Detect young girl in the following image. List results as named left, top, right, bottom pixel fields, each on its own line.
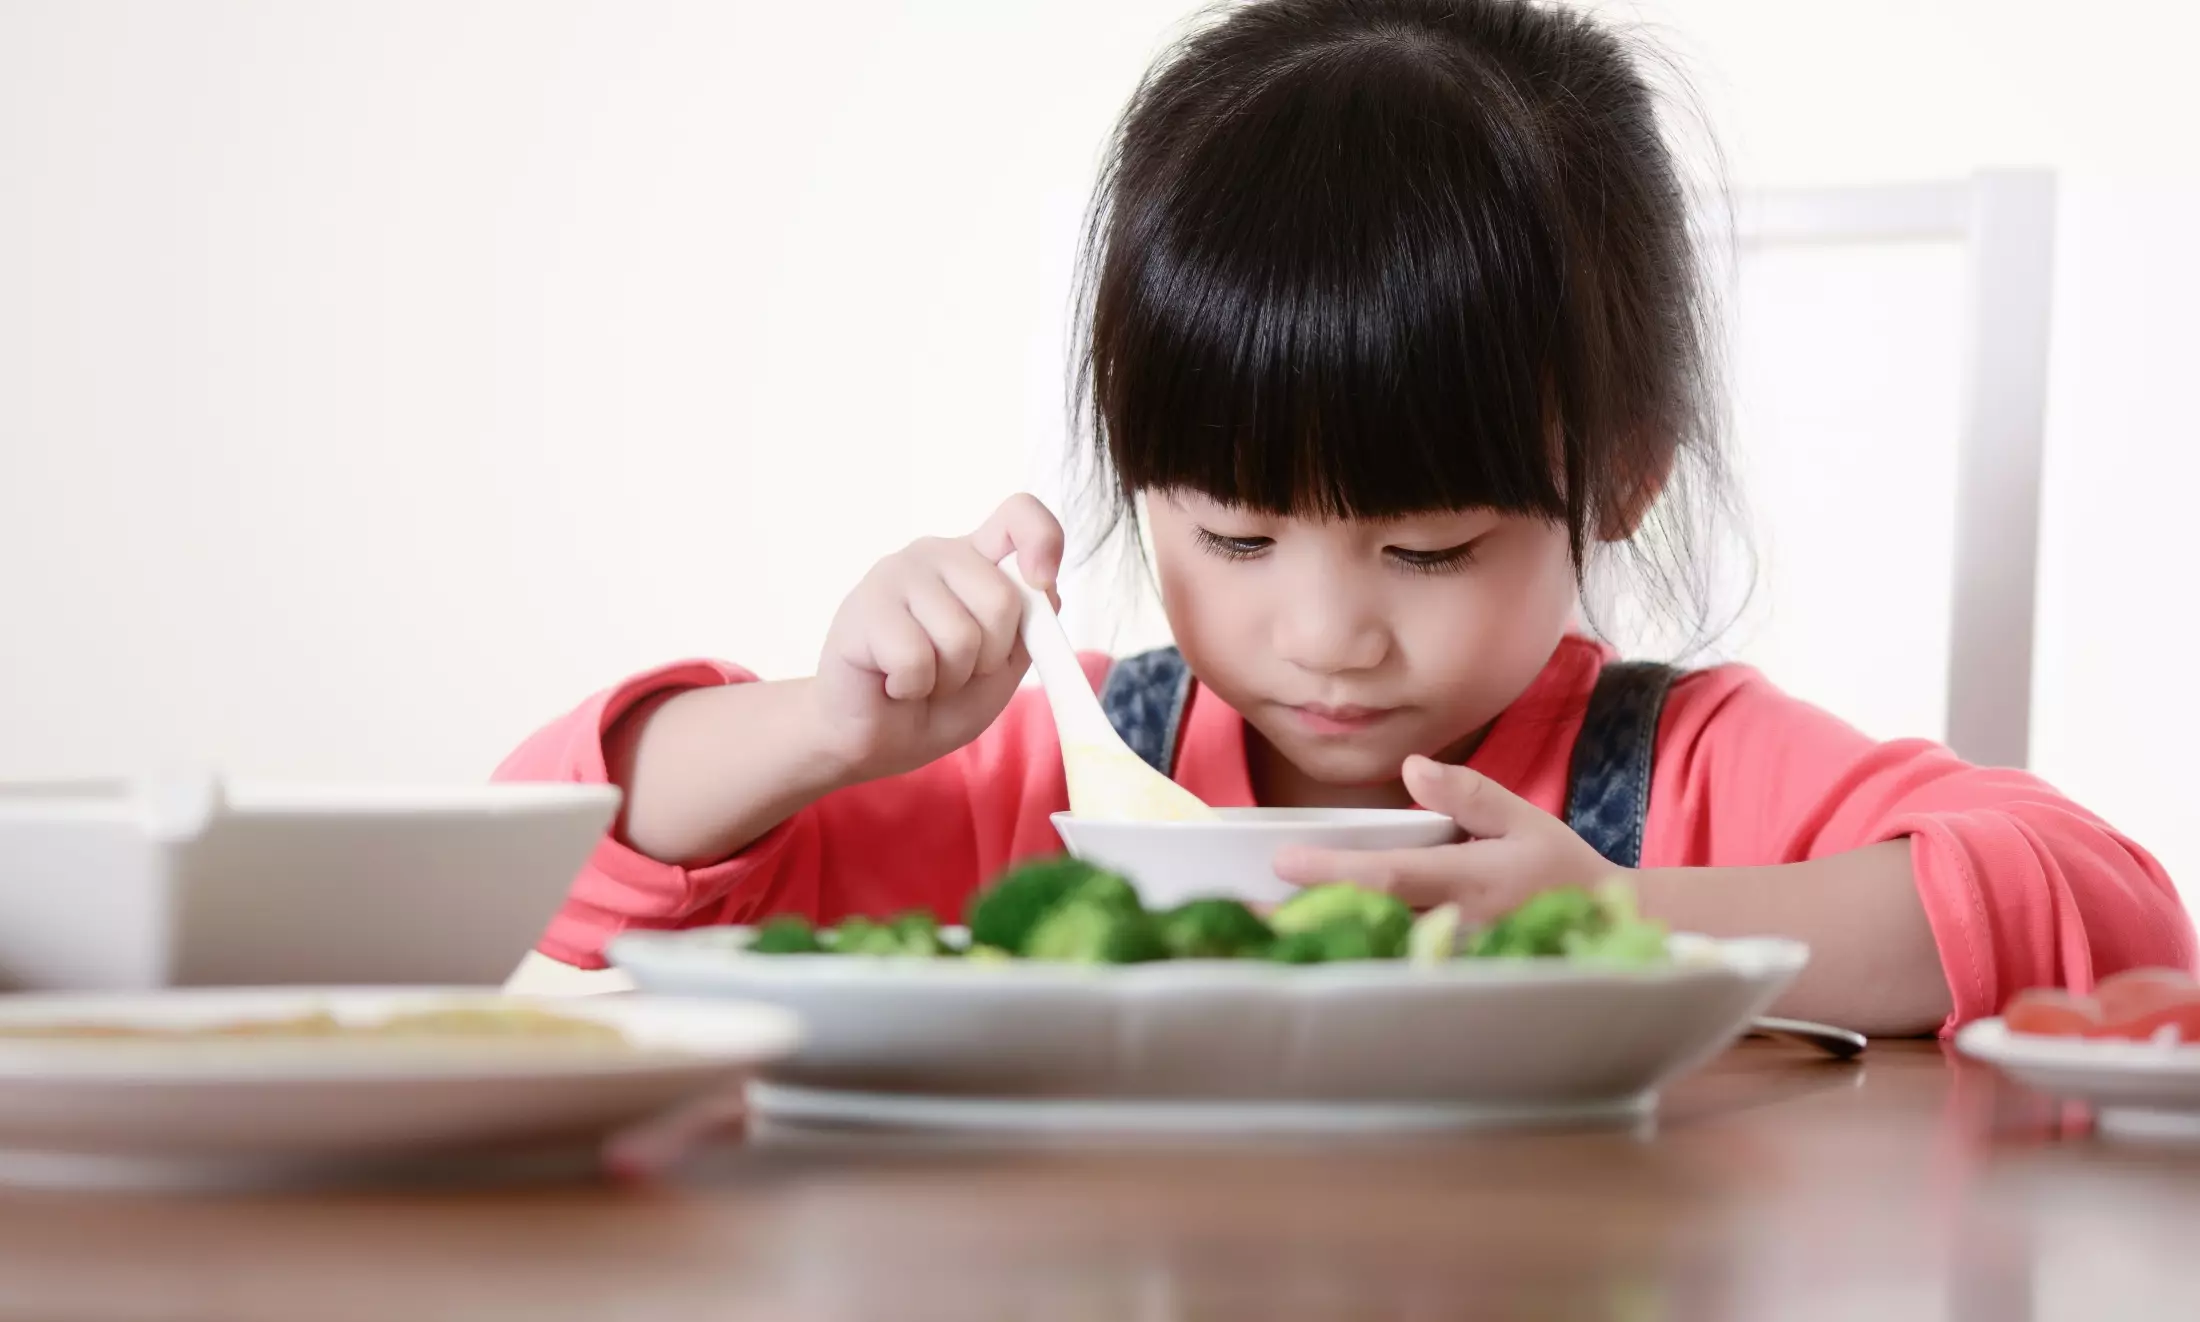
left=498, top=0, right=2192, bottom=1035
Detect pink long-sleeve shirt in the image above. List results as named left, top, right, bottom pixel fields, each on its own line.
left=495, top=635, right=2195, bottom=1029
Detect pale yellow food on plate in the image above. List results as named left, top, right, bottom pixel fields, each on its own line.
left=0, top=1004, right=631, bottom=1046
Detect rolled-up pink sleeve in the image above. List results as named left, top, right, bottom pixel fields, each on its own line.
left=491, top=660, right=802, bottom=966
left=1649, top=667, right=2196, bottom=1031
left=492, top=658, right=1098, bottom=968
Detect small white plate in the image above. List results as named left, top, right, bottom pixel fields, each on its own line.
left=1956, top=1017, right=2200, bottom=1140
left=611, top=929, right=1808, bottom=1133
left=0, top=987, right=800, bottom=1190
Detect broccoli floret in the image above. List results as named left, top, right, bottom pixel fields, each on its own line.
left=1461, top=882, right=1668, bottom=965
left=965, top=856, right=1126, bottom=954
left=1265, top=921, right=1382, bottom=964
left=827, top=917, right=911, bottom=956
left=1463, top=887, right=1601, bottom=958
left=1267, top=930, right=1331, bottom=964
left=1025, top=900, right=1165, bottom=965
left=1156, top=898, right=1274, bottom=959
left=963, top=944, right=1015, bottom=964
left=1559, top=882, right=1669, bottom=966
left=747, top=915, right=826, bottom=955
left=1406, top=903, right=1462, bottom=965
left=889, top=909, right=951, bottom=956
left=1271, top=882, right=1412, bottom=958
left=1064, top=871, right=1143, bottom=915
left=821, top=911, right=950, bottom=957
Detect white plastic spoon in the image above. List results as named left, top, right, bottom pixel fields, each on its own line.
left=1003, top=560, right=1216, bottom=823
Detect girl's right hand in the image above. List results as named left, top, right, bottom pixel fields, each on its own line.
left=809, top=493, right=1065, bottom=782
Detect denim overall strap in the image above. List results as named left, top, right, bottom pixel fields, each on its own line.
left=1564, top=660, right=1681, bottom=869
left=1098, top=646, right=1197, bottom=777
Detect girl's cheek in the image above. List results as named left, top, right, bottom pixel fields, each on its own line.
left=1154, top=548, right=1239, bottom=648
left=1416, top=542, right=1575, bottom=671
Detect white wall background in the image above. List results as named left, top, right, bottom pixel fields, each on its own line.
left=2, top=1, right=2195, bottom=885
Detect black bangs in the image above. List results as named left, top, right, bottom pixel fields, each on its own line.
left=1096, top=39, right=1568, bottom=523
left=1076, top=0, right=1720, bottom=574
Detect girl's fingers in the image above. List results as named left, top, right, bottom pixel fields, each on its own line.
left=867, top=606, right=939, bottom=702
left=937, top=548, right=1026, bottom=678
left=968, top=493, right=1066, bottom=591
left=902, top=577, right=986, bottom=696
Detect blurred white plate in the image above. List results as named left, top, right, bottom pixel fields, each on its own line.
left=0, top=987, right=798, bottom=1189
left=1957, top=1017, right=2200, bottom=1140
left=610, top=929, right=1808, bottom=1132
left=0, top=777, right=618, bottom=990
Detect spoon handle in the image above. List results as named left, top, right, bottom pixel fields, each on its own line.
left=1002, top=561, right=1122, bottom=750
left=1748, top=1016, right=1867, bottom=1060
left=1000, top=560, right=1217, bottom=823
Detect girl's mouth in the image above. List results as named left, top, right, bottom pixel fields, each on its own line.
left=1290, top=703, right=1397, bottom=735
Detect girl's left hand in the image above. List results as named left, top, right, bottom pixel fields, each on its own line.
left=1271, top=755, right=1624, bottom=916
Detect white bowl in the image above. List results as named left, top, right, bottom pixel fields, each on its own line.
left=0, top=776, right=619, bottom=990
left=609, top=928, right=1808, bottom=1132
left=1050, top=806, right=1459, bottom=906
left=0, top=987, right=798, bottom=1189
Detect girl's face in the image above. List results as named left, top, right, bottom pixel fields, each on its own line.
left=1147, top=490, right=1578, bottom=793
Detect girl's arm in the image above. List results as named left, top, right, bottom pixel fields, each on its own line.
left=1633, top=841, right=1950, bottom=1036
left=493, top=658, right=1067, bottom=973
left=1650, top=668, right=2196, bottom=1034
left=604, top=678, right=856, bottom=867
left=494, top=496, right=1068, bottom=973
left=1277, top=668, right=2195, bottom=1038
left=497, top=677, right=854, bottom=995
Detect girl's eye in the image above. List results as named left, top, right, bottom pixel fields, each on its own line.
left=1386, top=540, right=1480, bottom=574
left=1194, top=528, right=1273, bottom=560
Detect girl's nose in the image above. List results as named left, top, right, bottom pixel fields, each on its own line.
left=1271, top=591, right=1391, bottom=676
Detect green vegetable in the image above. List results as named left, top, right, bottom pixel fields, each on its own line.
left=813, top=912, right=950, bottom=958
left=746, top=915, right=826, bottom=955
left=1406, top=903, right=1462, bottom=966
left=889, top=909, right=951, bottom=956
left=1064, top=871, right=1143, bottom=915
left=1265, top=921, right=1381, bottom=963
left=1266, top=930, right=1332, bottom=964
left=1025, top=899, right=1166, bottom=965
left=1155, top=898, right=1274, bottom=959
left=1462, top=881, right=1667, bottom=966
left=1463, top=887, right=1601, bottom=958
left=1271, top=882, right=1412, bottom=959
left=748, top=873, right=1666, bottom=970
left=1558, top=882, right=1669, bottom=966
left=965, top=855, right=1123, bottom=955
left=827, top=917, right=911, bottom=957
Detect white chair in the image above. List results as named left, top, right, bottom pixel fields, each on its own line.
left=1711, top=170, right=2057, bottom=768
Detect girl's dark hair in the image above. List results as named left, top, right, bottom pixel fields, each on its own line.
left=1073, top=0, right=1730, bottom=632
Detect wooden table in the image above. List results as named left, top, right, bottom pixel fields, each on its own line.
left=1, top=1041, right=2196, bottom=1321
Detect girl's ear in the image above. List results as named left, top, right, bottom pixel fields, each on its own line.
left=1598, top=445, right=1675, bottom=542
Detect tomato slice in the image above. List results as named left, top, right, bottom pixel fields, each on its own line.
left=2094, top=967, right=2199, bottom=1026
left=2092, top=1001, right=2200, bottom=1045
left=2003, top=987, right=2103, bottom=1037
